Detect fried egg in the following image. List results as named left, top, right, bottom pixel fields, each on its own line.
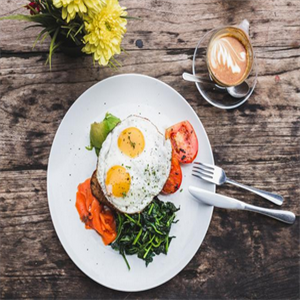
left=97, top=115, right=172, bottom=214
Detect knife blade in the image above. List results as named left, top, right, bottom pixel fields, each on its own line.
left=189, top=186, right=245, bottom=210
left=188, top=186, right=295, bottom=224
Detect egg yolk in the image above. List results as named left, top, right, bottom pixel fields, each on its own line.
left=118, top=127, right=145, bottom=158
left=105, top=165, right=131, bottom=198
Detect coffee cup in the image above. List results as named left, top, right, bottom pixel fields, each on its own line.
left=206, top=20, right=254, bottom=87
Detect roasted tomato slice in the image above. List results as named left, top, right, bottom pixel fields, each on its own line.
left=161, top=152, right=182, bottom=194
left=165, top=121, right=198, bottom=164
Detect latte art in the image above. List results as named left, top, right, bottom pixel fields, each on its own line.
left=207, top=29, right=252, bottom=87
left=210, top=37, right=246, bottom=74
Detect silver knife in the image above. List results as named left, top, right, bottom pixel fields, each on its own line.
left=189, top=186, right=295, bottom=224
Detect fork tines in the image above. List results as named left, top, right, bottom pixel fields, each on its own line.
left=192, top=161, right=216, bottom=183
left=194, top=161, right=214, bottom=170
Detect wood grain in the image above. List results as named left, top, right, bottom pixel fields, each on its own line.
left=1, top=0, right=300, bottom=52
left=0, top=0, right=299, bottom=299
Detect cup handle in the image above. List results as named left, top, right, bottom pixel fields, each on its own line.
left=238, top=19, right=250, bottom=35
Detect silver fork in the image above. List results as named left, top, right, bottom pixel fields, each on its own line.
left=192, top=162, right=283, bottom=206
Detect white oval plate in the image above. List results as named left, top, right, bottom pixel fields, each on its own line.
left=47, top=74, right=215, bottom=292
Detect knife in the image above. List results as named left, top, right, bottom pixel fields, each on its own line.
left=188, top=186, right=295, bottom=224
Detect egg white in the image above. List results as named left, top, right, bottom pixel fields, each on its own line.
left=97, top=115, right=172, bottom=214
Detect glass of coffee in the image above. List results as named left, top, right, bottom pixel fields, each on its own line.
left=192, top=20, right=258, bottom=109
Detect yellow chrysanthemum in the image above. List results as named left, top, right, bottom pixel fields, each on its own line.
left=82, top=0, right=127, bottom=66
left=53, top=0, right=102, bottom=23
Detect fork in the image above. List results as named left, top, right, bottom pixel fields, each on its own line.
left=192, top=162, right=283, bottom=206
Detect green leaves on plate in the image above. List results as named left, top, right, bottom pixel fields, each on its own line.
left=111, top=197, right=180, bottom=270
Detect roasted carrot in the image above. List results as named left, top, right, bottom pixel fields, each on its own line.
left=75, top=178, right=117, bottom=245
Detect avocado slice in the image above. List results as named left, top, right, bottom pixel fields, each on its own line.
left=90, top=121, right=109, bottom=149
left=104, top=113, right=121, bottom=131
left=87, top=112, right=121, bottom=156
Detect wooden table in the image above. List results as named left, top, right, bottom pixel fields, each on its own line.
left=1, top=0, right=299, bottom=299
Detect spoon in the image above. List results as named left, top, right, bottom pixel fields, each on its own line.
left=182, top=72, right=250, bottom=99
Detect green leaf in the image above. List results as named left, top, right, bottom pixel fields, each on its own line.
left=121, top=16, right=141, bottom=20
left=48, top=27, right=60, bottom=70
left=0, top=13, right=53, bottom=25
left=23, top=24, right=44, bottom=30
left=32, top=27, right=48, bottom=49
left=66, top=24, right=76, bottom=38
left=74, top=23, right=84, bottom=37
left=111, top=198, right=180, bottom=269
left=0, top=14, right=34, bottom=22
left=111, top=56, right=122, bottom=67
left=27, top=4, right=39, bottom=15
left=121, top=47, right=129, bottom=55
left=39, top=31, right=50, bottom=44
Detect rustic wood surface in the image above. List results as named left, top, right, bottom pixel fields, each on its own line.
left=1, top=0, right=299, bottom=299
